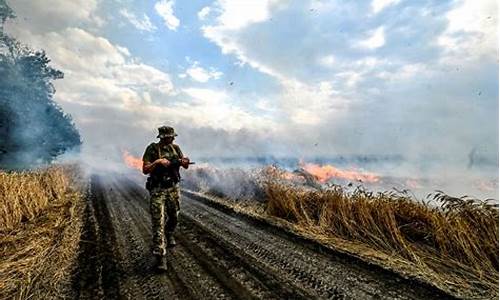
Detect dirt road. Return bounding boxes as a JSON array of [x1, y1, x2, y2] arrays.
[[73, 175, 455, 299]]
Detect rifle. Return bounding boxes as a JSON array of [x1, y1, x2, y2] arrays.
[[169, 158, 195, 167], [146, 158, 195, 191]]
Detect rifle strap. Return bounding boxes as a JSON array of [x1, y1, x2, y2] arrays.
[[169, 144, 179, 158], [156, 143, 179, 159]]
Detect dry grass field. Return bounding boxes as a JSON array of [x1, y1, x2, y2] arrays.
[[265, 182, 498, 298], [0, 165, 85, 299], [2, 163, 495, 298], [185, 165, 499, 299]]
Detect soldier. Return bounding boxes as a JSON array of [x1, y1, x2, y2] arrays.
[[142, 126, 190, 271]]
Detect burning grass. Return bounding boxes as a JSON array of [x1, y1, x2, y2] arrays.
[[185, 165, 499, 299], [0, 165, 86, 299]]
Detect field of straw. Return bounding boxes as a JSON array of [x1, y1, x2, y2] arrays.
[[266, 183, 498, 298], [185, 165, 499, 299], [0, 165, 85, 300]]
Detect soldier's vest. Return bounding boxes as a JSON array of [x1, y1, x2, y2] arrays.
[[147, 143, 182, 190]]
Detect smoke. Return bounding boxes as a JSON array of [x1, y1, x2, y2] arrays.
[[62, 117, 497, 200], [1, 0, 496, 200], [0, 1, 80, 170], [182, 164, 266, 201]]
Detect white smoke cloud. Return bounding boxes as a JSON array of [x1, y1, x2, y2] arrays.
[[3, 0, 497, 199]]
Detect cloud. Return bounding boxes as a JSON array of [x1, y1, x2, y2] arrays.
[[5, 5, 275, 162], [186, 66, 222, 82], [4, 16, 178, 158], [318, 55, 336, 68], [201, 1, 358, 128], [181, 61, 223, 83], [438, 0, 497, 62], [277, 78, 348, 125], [203, 24, 280, 78], [116, 45, 131, 56], [180, 87, 276, 131], [6, 0, 102, 33], [210, 0, 277, 30], [119, 9, 157, 32], [5, 26, 175, 101], [200, 0, 289, 79], [371, 0, 400, 14], [355, 26, 385, 49], [199, 0, 497, 171], [154, 0, 180, 31], [197, 6, 211, 21]]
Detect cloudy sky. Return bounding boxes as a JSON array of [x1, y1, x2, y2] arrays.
[[4, 0, 498, 183]]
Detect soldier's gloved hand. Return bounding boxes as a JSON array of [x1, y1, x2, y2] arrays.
[[180, 157, 190, 169], [157, 158, 171, 167]]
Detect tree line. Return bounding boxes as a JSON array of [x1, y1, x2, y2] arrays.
[[0, 0, 81, 169]]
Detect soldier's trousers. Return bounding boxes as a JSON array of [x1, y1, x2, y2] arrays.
[[149, 184, 180, 256]]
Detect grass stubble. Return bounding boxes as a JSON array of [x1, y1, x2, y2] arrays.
[[186, 165, 499, 299], [0, 165, 86, 300]]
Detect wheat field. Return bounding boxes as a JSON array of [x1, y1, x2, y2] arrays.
[[264, 180, 498, 299], [0, 165, 85, 299]]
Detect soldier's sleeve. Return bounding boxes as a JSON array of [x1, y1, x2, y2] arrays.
[[142, 143, 156, 163], [173, 144, 184, 158]]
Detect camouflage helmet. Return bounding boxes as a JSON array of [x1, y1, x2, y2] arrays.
[[157, 126, 178, 138]]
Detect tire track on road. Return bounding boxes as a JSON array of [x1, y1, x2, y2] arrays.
[[180, 192, 455, 300], [98, 176, 238, 300], [75, 175, 456, 300]]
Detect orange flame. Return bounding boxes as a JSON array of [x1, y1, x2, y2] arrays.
[[300, 161, 380, 183], [123, 150, 142, 170], [263, 165, 302, 181]]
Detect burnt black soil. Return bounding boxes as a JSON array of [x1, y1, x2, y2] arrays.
[[72, 175, 456, 299]]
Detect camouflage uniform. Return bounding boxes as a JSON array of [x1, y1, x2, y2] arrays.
[[149, 185, 180, 255], [143, 127, 184, 256]]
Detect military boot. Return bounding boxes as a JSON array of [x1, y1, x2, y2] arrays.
[[154, 254, 168, 272], [166, 232, 176, 247]]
